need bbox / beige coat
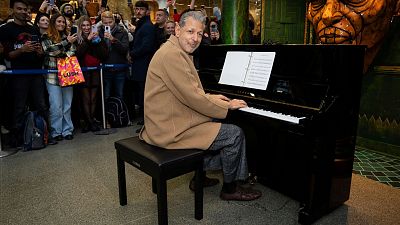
[139,35,229,150]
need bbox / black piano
[198,44,365,224]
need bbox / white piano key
[239,107,305,124]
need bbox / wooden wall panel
[261,0,305,44]
[0,0,10,21]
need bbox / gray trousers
[203,124,249,183]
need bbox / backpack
[106,97,130,128]
[23,111,48,151]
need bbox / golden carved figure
[307,0,400,72]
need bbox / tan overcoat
[139,35,229,150]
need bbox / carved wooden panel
[0,0,10,21]
[262,0,305,44]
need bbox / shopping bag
[57,56,85,87]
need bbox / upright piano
[198,44,365,224]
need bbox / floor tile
[353,149,400,189]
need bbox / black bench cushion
[115,137,205,168]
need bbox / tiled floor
[353,147,400,189]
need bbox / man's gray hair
[179,11,206,27]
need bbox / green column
[221,0,250,44]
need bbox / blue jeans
[46,82,74,137]
[103,70,126,99]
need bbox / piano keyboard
[239,107,305,124]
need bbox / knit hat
[135,1,149,10]
[60,3,74,16]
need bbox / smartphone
[211,24,218,33]
[104,25,111,33]
[71,25,78,34]
[201,5,205,9]
[91,25,97,33]
[31,34,39,43]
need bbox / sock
[222,182,236,194]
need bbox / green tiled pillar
[221,0,250,44]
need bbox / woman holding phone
[75,16,108,132]
[41,13,77,141]
[201,19,221,45]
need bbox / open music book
[219,51,276,90]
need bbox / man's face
[12,2,29,23]
[155,11,167,26]
[102,17,115,29]
[64,5,74,17]
[135,7,147,19]
[175,17,204,54]
[307,0,399,48]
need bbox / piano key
[239,107,305,124]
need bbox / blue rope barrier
[0,64,130,74]
[102,64,130,69]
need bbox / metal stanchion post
[100,64,106,129]
[94,64,117,135]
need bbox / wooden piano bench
[114,136,205,225]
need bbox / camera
[70,25,78,34]
[210,24,218,33]
[91,25,98,33]
[31,34,39,43]
[104,25,111,33]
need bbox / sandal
[220,186,262,201]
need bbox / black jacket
[129,16,156,81]
[99,24,129,67]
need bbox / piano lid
[198,44,365,110]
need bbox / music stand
[93,65,117,135]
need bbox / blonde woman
[75,16,108,132]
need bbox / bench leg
[194,165,204,220]
[156,177,168,225]
[116,150,127,206]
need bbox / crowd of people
[0,0,263,202]
[0,0,223,148]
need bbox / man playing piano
[139,11,262,201]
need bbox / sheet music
[219,51,275,90]
[218,52,252,87]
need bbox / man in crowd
[154,8,169,49]
[60,0,87,22]
[139,11,262,201]
[129,1,156,127]
[99,10,129,100]
[0,0,53,147]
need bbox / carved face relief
[307,0,400,71]
[307,0,398,48]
